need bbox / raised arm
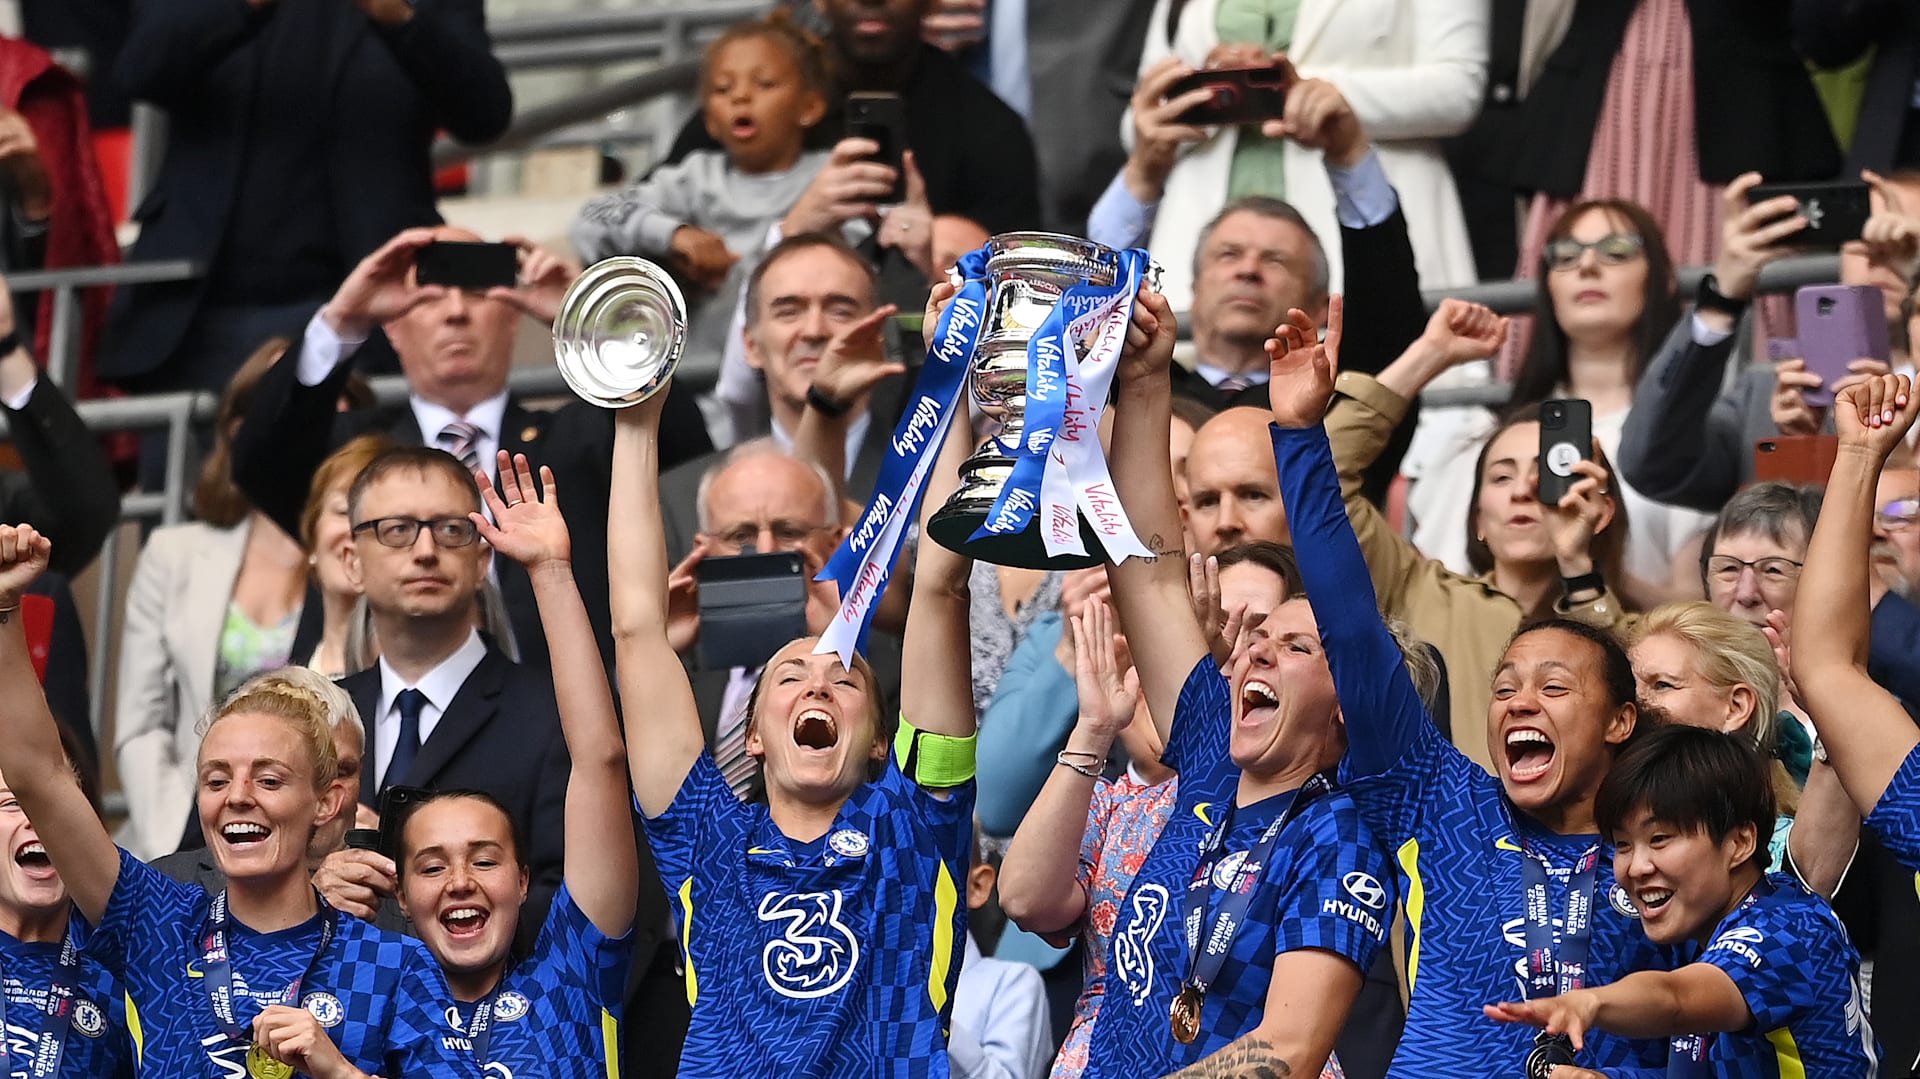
[1107,287,1209,740]
[609,395,708,818]
[998,599,1139,936]
[898,379,976,744]
[1793,374,1920,812]
[0,526,118,923]
[1267,299,1432,777]
[793,304,907,515]
[471,453,635,937]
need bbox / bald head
[697,444,846,634]
[1183,407,1288,554]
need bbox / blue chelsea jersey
[1663,875,1881,1078]
[1083,656,1394,1079]
[91,850,474,1078]
[646,746,974,1079]
[1868,741,1920,875]
[0,919,134,1079]
[441,882,633,1078]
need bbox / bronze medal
[247,1042,294,1079]
[1168,985,1203,1044]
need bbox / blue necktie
[385,688,426,792]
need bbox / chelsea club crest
[828,829,870,859]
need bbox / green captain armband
[894,714,977,787]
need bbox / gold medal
[247,1042,294,1079]
[1168,985,1203,1044]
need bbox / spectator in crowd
[230,227,714,673]
[1090,88,1427,502]
[952,828,1055,1079]
[1183,407,1294,552]
[0,586,474,1078]
[1327,298,1631,770]
[1793,0,1920,176]
[610,344,979,1076]
[573,14,837,389]
[1485,724,1882,1076]
[0,755,136,1078]
[1100,0,1483,313]
[1404,198,1713,608]
[1263,299,1668,1075]
[114,339,322,861]
[660,233,903,561]
[1503,0,1839,375]
[374,454,638,1074]
[666,0,1041,239]
[297,433,398,679]
[336,446,568,938]
[1088,288,1396,1079]
[1615,176,1920,514]
[100,0,512,395]
[1870,460,1920,599]
[151,666,366,901]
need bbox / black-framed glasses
[351,516,481,549]
[1545,233,1645,272]
[1706,555,1803,586]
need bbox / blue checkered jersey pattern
[1082,655,1394,1079]
[1263,423,1670,1078]
[1867,741,1920,874]
[442,883,633,1077]
[1664,875,1882,1078]
[646,747,975,1079]
[0,921,133,1079]
[91,850,473,1078]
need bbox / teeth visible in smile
[1242,682,1276,706]
[1638,889,1673,909]
[222,823,269,841]
[20,843,44,857]
[444,907,483,925]
[1506,730,1550,747]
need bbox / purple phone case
[1794,285,1889,408]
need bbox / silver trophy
[551,256,687,407]
[925,232,1151,570]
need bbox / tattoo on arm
[1162,1037,1294,1079]
[1141,532,1188,567]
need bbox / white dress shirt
[371,629,488,790]
[769,412,872,481]
[949,934,1054,1079]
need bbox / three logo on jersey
[758,890,861,999]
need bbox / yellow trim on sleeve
[928,861,958,1012]
[678,876,698,1007]
[1397,837,1425,989]
[1765,1027,1806,1079]
[602,1008,622,1079]
[125,992,143,1063]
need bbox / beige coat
[1328,372,1630,772]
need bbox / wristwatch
[1694,273,1749,319]
[806,385,852,418]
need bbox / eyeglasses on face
[1545,233,1645,272]
[1877,498,1920,531]
[350,516,481,549]
[709,519,829,552]
[1706,555,1803,586]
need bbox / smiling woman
[0,524,475,1079]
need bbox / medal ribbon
[198,889,337,1043]
[813,247,986,664]
[0,927,84,1079]
[1179,774,1329,997]
[1517,838,1599,1000]
[463,982,503,1067]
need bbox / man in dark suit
[661,232,901,565]
[100,0,512,393]
[230,227,714,672]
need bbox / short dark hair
[393,788,528,872]
[1213,540,1299,600]
[1191,196,1329,301]
[1504,618,1637,711]
[743,232,878,328]
[1595,722,1776,871]
[1698,481,1824,588]
[346,446,483,523]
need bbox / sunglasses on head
[1545,233,1645,272]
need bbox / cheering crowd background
[3,0,1920,1076]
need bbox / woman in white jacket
[1137,0,1487,309]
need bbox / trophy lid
[552,257,687,408]
[982,231,1120,285]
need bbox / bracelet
[1561,570,1605,598]
[805,385,853,418]
[1056,751,1105,778]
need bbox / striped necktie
[437,420,483,473]
[714,668,760,801]
[1214,374,1254,395]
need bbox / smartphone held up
[1537,399,1593,506]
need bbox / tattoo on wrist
[1168,1037,1293,1078]
[1141,533,1187,567]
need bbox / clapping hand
[1265,295,1342,428]
[1070,597,1140,742]
[1189,553,1251,669]
[0,523,50,612]
[473,452,572,569]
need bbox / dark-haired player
[1260,299,1668,1077]
[1486,723,1881,1077]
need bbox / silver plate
[551,256,687,408]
